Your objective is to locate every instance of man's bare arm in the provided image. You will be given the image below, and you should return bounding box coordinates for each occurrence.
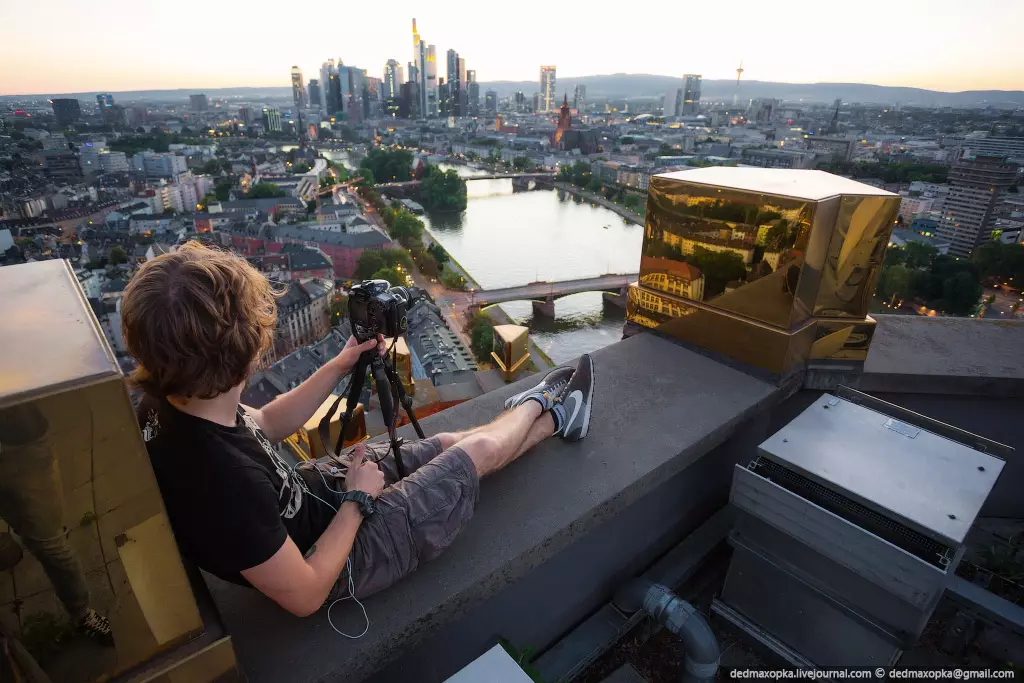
[241,502,363,617]
[240,445,384,616]
[247,335,382,442]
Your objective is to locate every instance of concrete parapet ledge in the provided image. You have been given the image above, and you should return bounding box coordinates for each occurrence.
[205,333,780,682]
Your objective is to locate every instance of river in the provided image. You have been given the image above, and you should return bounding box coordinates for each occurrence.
[423,170,644,365]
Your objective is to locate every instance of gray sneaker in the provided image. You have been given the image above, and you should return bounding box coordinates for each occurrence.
[552,354,594,441]
[504,366,574,411]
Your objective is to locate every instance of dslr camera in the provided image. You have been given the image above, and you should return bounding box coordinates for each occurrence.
[347,280,420,343]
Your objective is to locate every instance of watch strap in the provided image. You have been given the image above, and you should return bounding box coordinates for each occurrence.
[340,490,376,517]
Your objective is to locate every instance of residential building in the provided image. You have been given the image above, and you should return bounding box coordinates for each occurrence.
[936,155,1018,257]
[132,152,188,179]
[51,98,81,126]
[898,193,938,224]
[741,148,814,169]
[262,108,282,132]
[539,66,556,112]
[247,243,335,281]
[290,66,306,109]
[40,149,81,179]
[189,94,208,111]
[960,137,1024,163]
[805,137,855,162]
[275,279,334,351]
[485,90,497,115]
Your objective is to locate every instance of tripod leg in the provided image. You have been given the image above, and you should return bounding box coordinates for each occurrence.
[370,358,407,479]
[382,354,426,439]
[334,355,369,457]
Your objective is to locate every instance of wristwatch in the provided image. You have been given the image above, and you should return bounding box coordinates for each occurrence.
[340,490,376,518]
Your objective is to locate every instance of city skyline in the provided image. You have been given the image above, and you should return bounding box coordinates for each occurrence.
[2,0,1024,95]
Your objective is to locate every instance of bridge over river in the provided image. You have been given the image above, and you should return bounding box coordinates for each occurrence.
[469,273,638,317]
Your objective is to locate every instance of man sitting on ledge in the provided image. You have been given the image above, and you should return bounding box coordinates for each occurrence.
[122,242,595,617]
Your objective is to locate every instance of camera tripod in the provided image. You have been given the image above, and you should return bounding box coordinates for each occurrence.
[318,343,424,479]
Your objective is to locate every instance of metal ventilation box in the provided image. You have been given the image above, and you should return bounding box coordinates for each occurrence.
[713,388,1010,667]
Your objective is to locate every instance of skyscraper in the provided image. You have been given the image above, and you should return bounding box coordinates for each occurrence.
[262,108,282,132]
[485,90,497,115]
[446,49,462,117]
[189,94,208,111]
[308,79,322,109]
[290,66,306,109]
[384,60,402,117]
[682,74,701,115]
[438,78,450,117]
[412,19,437,118]
[51,98,81,126]
[320,59,335,109]
[467,70,479,117]
[573,84,586,113]
[425,44,438,117]
[935,154,1018,257]
[539,66,556,112]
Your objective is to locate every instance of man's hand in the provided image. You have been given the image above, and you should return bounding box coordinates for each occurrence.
[333,334,386,376]
[345,444,385,498]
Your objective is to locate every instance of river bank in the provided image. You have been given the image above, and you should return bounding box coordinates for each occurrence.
[419,223,554,371]
[554,182,644,226]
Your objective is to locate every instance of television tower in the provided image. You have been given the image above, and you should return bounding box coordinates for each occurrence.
[733,59,744,107]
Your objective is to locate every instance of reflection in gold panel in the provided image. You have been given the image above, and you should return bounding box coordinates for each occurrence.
[813,196,900,318]
[0,260,207,682]
[635,168,899,377]
[810,316,877,362]
[626,284,816,376]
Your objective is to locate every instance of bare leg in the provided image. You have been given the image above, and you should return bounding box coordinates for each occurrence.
[436,410,555,458]
[450,401,543,477]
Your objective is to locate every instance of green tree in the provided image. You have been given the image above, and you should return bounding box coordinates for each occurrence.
[201,159,222,175]
[221,159,233,173]
[389,210,425,248]
[687,248,747,298]
[215,179,232,201]
[468,313,495,362]
[427,242,450,265]
[357,167,376,186]
[354,251,385,280]
[109,246,128,265]
[360,148,414,183]
[902,242,939,270]
[440,270,466,291]
[247,183,286,199]
[586,177,603,193]
[876,264,912,302]
[622,194,641,212]
[355,248,413,280]
[512,156,529,171]
[972,241,1024,283]
[419,167,467,211]
[939,271,983,316]
[329,292,349,326]
[293,162,311,173]
[371,267,405,286]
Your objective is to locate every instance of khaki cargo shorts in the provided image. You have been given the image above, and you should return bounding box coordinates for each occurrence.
[303,437,479,600]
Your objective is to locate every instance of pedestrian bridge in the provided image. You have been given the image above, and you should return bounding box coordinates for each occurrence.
[469,273,638,316]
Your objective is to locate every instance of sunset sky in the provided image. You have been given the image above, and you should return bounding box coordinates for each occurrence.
[2,0,1022,95]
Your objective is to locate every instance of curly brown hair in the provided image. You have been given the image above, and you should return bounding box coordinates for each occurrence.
[121,241,281,398]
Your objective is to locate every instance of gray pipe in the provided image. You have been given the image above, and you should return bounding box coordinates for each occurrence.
[614,579,720,683]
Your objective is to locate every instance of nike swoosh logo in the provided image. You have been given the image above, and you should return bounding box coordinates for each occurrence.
[564,390,583,433]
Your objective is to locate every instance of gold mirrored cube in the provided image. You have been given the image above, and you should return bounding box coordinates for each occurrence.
[630,168,899,378]
[0,260,239,682]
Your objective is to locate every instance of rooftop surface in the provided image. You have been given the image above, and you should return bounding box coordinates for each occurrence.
[654,167,899,200]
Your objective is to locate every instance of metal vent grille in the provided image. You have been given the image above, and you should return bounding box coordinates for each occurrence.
[749,457,954,569]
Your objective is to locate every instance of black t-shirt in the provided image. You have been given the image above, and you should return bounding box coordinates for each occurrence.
[137,395,336,586]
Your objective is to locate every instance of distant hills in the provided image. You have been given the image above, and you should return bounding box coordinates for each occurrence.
[4,74,1023,107]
